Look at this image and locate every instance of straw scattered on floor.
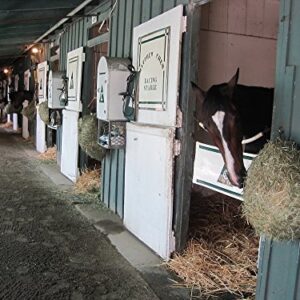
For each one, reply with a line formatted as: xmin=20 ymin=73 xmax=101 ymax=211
xmin=167 ymin=192 xmax=258 ymax=299
xmin=38 ymin=146 xmax=56 ymax=162
xmin=0 ymin=121 xmax=13 ymax=128
xmin=74 ymin=168 xmax=100 ymax=194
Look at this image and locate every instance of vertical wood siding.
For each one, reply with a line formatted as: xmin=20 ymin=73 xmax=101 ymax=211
xmin=198 ymin=0 xmax=280 ymax=89
xmin=99 ymin=0 xmax=188 ymax=218
xmin=59 ymin=17 xmax=90 ymax=72
xmin=102 ymin=0 xmax=188 ymax=219
xmin=109 ymin=0 xmax=188 ymax=58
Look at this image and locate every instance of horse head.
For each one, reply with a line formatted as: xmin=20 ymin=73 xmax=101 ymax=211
xmin=192 ymin=69 xmax=246 ymax=188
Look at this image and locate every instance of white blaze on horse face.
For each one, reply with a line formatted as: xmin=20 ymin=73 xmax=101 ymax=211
xmin=211 ymin=111 xmax=239 ymax=186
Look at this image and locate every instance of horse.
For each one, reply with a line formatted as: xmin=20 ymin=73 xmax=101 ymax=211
xmin=9 ymin=90 xmax=34 ymax=109
xmin=192 ymin=69 xmax=274 ymax=188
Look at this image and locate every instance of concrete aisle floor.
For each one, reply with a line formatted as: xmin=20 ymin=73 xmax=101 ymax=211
xmin=0 ymin=128 xmax=163 ymax=300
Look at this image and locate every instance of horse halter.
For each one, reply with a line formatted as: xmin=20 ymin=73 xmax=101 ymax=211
xmin=198 ymin=122 xmax=270 ymax=145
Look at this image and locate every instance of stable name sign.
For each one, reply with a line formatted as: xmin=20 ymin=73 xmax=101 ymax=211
xmin=193 ymin=142 xmax=256 ymax=200
xmin=137 ymin=27 xmax=170 ymax=111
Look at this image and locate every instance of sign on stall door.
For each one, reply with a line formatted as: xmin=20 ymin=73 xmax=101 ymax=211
xmin=132 ymin=5 xmax=185 ymax=127
xmin=37 ymin=61 xmax=48 ymax=101
xmin=138 ymin=27 xmax=170 ymax=111
xmin=66 ymin=47 xmax=85 ymax=112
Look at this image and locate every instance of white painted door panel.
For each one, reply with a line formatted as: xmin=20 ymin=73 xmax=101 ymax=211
xmin=132 ymin=5 xmax=185 ymax=127
xmin=61 ymin=110 xmax=79 ymax=182
xmin=37 ymin=61 xmax=48 ymax=102
xmin=36 ymin=61 xmax=48 ymax=153
xmin=124 ymin=123 xmax=175 ymax=259
xmin=66 ymin=47 xmax=85 ymax=112
xmin=36 ymin=112 xmax=46 ymax=153
xmin=22 ymin=100 xmax=29 ymax=140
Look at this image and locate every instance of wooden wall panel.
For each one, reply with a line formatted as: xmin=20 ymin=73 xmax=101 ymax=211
xmin=228 ymin=0 xmax=247 ymax=34
xmin=209 ymin=0 xmax=228 ymax=32
xmin=198 ymin=0 xmax=279 ymax=89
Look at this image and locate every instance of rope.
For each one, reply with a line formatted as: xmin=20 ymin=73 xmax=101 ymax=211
xmin=119 ymin=64 xmax=139 ymax=120
xmin=198 ymin=121 xmax=270 ymax=145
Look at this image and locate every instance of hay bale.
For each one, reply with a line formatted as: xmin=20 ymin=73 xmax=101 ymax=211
xmin=78 ymin=114 xmax=106 ymax=161
xmin=243 ymin=139 xmax=300 ymax=240
xmin=38 ymin=101 xmax=49 ymax=124
xmin=21 ymin=100 xmax=36 ymax=121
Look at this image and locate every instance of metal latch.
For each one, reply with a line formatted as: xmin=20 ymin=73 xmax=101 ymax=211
xmin=174 ymin=139 xmax=181 ymax=156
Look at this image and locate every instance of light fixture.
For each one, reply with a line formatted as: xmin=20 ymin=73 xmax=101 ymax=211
xmin=3 ymin=68 xmax=9 ymax=74
xmin=31 ymin=47 xmax=39 ymax=54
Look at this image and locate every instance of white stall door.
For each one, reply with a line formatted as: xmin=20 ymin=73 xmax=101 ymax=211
xmin=124 ymin=123 xmax=175 ymax=259
xmin=22 ymin=100 xmax=29 ymax=139
xmin=124 ymin=5 xmax=185 ymax=259
xmin=61 ymin=109 xmax=79 ymax=182
xmin=36 ymin=112 xmax=46 ymax=153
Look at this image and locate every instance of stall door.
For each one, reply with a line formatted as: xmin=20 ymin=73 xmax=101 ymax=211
xmin=61 ymin=110 xmax=79 ymax=182
xmin=60 ymin=47 xmax=85 ymax=181
xmin=36 ymin=61 xmax=48 ymax=153
xmin=124 ymin=6 xmax=185 ymax=259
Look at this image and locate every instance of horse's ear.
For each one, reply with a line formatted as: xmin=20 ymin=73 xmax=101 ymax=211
xmin=191 ymin=81 xmax=206 ymax=105
xmin=227 ymin=68 xmax=239 ymax=98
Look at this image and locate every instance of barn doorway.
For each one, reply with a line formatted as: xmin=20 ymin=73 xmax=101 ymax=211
xmin=169 ymin=1 xmax=280 ymax=298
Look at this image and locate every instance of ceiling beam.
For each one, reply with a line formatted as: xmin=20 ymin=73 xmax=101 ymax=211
xmin=0 ymin=0 xmax=84 ymax=11
xmin=0 ymin=31 xmax=46 ymax=38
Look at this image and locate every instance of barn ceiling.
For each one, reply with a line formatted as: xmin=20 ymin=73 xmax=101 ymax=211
xmin=0 ymin=0 xmax=95 ymax=67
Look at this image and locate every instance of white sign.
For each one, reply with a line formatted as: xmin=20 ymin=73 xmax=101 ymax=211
xmin=193 ymin=142 xmax=256 ymax=200
xmin=137 ymin=27 xmax=170 ymax=111
xmin=37 ymin=61 xmax=48 ymax=101
xmin=67 ymin=57 xmax=78 ymax=101
xmin=66 ymin=47 xmax=85 ymax=112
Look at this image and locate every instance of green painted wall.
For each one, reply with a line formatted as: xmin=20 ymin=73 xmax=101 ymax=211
xmin=101 ymin=0 xmax=189 ymax=218
xmin=257 ymin=0 xmax=300 ymax=299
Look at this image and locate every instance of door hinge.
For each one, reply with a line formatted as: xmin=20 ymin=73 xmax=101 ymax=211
xmin=174 ymin=139 xmax=181 ymax=156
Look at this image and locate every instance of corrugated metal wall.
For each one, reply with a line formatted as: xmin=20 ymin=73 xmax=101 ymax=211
xmin=59 ymin=18 xmax=88 ymax=72
xmin=101 ymin=0 xmax=188 ymax=218
xmin=109 ymin=0 xmax=189 ymax=58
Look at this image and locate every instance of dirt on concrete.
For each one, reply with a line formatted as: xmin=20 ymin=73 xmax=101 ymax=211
xmin=0 ymin=129 xmax=159 ymax=300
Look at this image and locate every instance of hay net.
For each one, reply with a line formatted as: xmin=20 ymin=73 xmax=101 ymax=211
xmin=38 ymin=101 xmax=49 ymax=124
xmin=78 ymin=114 xmax=106 ymax=161
xmin=243 ymin=139 xmax=300 ymax=240
xmin=21 ymin=100 xmax=36 ymax=121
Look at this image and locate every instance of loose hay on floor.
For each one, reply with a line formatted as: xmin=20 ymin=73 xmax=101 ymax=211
xmin=168 ymin=192 xmax=258 ymax=298
xmin=74 ymin=168 xmax=100 ymax=194
xmin=243 ymin=139 xmax=300 ymax=240
xmin=0 ymin=122 xmax=13 ymax=128
xmin=38 ymin=147 xmax=56 ymax=162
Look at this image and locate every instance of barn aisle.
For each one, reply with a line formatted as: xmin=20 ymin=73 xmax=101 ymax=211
xmin=0 ymin=128 xmax=158 ymax=300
